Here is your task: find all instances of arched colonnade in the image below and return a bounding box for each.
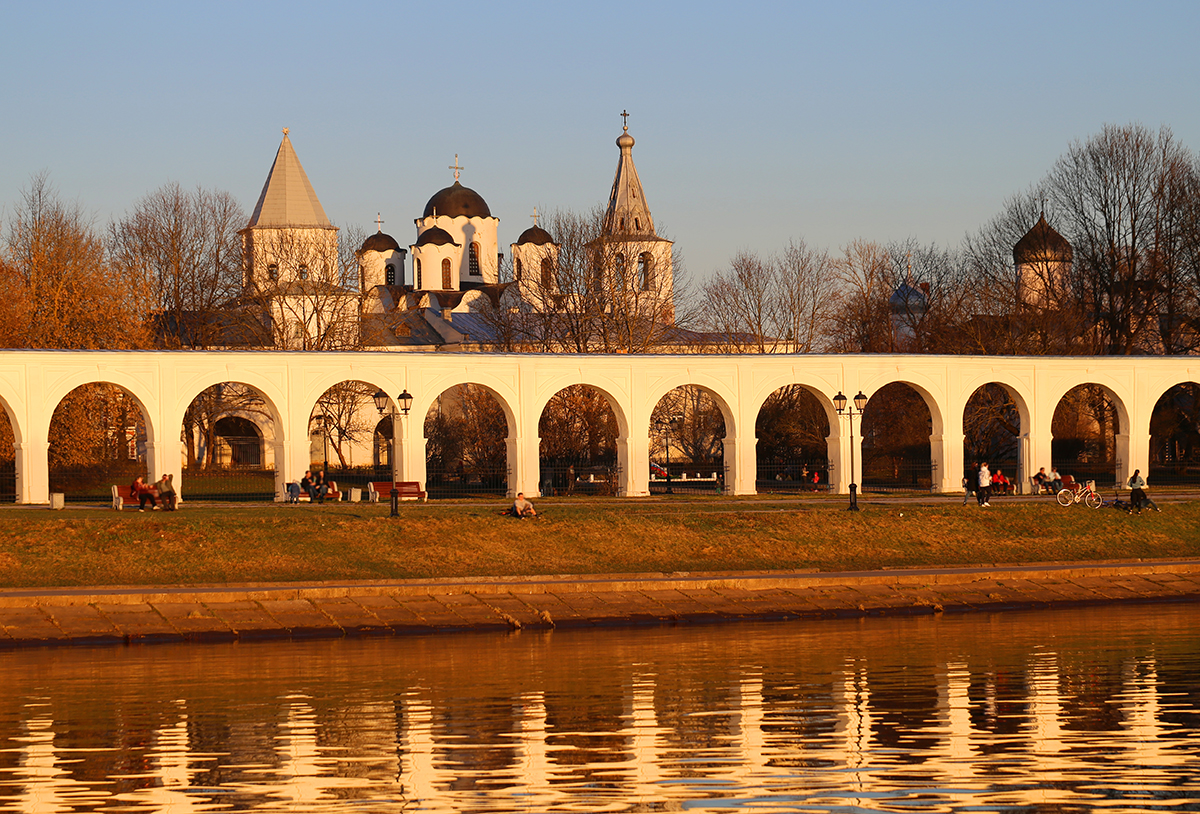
[0,349,1189,503]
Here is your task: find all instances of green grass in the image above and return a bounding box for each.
[0,495,1196,589]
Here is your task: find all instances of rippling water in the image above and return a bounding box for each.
[0,602,1197,812]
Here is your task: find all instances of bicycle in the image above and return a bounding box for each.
[1106,488,1132,512]
[1057,478,1102,509]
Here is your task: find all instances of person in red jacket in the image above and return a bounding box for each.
[129,476,159,512]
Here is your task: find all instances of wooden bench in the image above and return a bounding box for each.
[112,484,125,510]
[286,480,341,502]
[1028,476,1052,494]
[369,481,427,502]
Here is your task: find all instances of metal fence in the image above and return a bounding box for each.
[0,459,13,504]
[649,463,724,495]
[424,465,508,499]
[756,459,831,494]
[50,462,147,504]
[1148,462,1200,487]
[860,457,935,494]
[540,462,622,497]
[179,468,277,502]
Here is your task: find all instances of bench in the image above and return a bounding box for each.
[370,481,427,502]
[1028,476,1052,494]
[112,484,124,510]
[286,480,341,503]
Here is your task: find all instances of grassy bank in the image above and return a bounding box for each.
[0,496,1196,589]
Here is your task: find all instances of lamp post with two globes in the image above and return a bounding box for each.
[833,390,868,511]
[374,388,413,518]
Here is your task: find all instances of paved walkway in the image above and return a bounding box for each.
[1,560,1197,648]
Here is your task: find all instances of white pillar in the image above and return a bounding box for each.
[826,432,844,495]
[932,433,962,494]
[15,440,48,504]
[1116,432,1135,488]
[509,434,540,498]
[727,437,755,495]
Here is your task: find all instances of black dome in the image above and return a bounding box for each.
[361,232,401,253]
[515,225,555,246]
[423,181,491,219]
[415,226,459,247]
[1014,215,1072,263]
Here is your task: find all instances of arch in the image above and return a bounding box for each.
[1050,382,1127,487]
[1148,381,1200,485]
[48,382,150,503]
[424,383,510,497]
[860,381,935,493]
[638,252,653,291]
[962,381,1030,491]
[385,263,396,286]
[178,379,285,501]
[648,385,727,494]
[754,384,831,492]
[539,384,621,496]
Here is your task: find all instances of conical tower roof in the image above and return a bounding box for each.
[601,117,656,237]
[247,129,332,228]
[1014,213,1072,263]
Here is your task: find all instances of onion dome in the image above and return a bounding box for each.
[415,226,459,247]
[515,225,555,246]
[1014,214,1072,264]
[361,232,401,253]
[889,282,927,315]
[422,181,491,219]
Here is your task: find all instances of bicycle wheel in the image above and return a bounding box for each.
[1056,489,1073,507]
[1085,491,1102,509]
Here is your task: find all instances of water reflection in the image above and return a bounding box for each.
[0,603,1197,812]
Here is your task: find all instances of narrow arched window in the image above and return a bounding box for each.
[634,218,641,232]
[385,263,396,286]
[415,258,422,289]
[515,258,523,281]
[615,254,627,285]
[267,263,278,281]
[540,257,554,290]
[638,253,653,290]
[298,264,309,281]
[441,258,452,289]
[469,243,481,276]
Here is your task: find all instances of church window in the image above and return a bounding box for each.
[639,253,653,290]
[441,258,452,289]
[385,264,396,286]
[415,259,422,289]
[635,218,641,231]
[540,257,554,290]
[515,258,523,281]
[615,253,627,285]
[298,264,309,281]
[267,263,278,281]
[469,243,481,276]
[619,217,625,231]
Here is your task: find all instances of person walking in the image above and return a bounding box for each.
[977,462,992,507]
[963,462,977,506]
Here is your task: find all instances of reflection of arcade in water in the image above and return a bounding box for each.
[0,604,1196,812]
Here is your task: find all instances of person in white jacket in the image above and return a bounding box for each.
[977,462,992,507]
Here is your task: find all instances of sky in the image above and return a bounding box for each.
[3,0,1199,287]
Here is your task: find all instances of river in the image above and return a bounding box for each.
[0,602,1196,812]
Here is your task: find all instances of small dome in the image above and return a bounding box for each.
[423,181,491,219]
[1014,215,1072,263]
[617,129,635,150]
[415,226,459,247]
[515,225,555,246]
[889,282,927,314]
[361,232,401,253]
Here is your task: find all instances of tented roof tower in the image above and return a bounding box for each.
[247,128,332,228]
[602,113,656,237]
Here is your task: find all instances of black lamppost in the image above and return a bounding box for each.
[655,413,683,494]
[318,413,330,473]
[374,388,413,518]
[833,390,868,511]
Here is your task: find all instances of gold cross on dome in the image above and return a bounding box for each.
[530,207,539,227]
[620,110,629,130]
[449,154,463,181]
[375,213,384,232]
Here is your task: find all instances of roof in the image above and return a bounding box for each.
[422,181,492,219]
[1014,214,1073,263]
[515,225,555,246]
[889,282,928,313]
[247,131,333,229]
[414,226,459,247]
[361,232,402,253]
[601,125,656,237]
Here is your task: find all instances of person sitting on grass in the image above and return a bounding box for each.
[504,492,537,519]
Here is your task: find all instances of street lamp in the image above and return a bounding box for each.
[655,413,683,494]
[317,413,330,474]
[833,390,868,511]
[374,388,413,518]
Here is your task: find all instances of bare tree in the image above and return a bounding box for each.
[108,183,245,348]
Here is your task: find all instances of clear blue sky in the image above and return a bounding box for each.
[3,1,1198,284]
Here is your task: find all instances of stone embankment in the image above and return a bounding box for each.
[1,560,1197,648]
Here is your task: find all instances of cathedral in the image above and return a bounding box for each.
[239,117,676,350]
